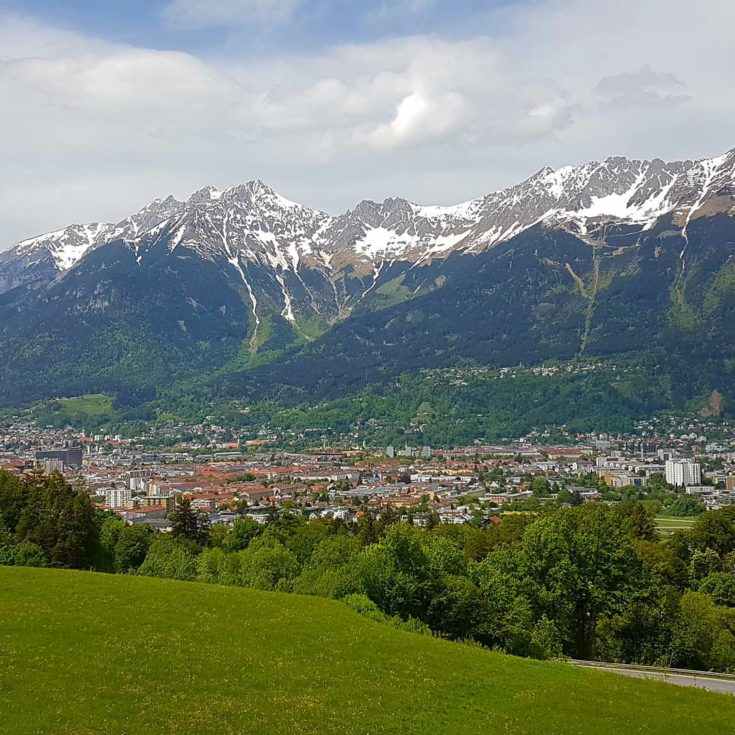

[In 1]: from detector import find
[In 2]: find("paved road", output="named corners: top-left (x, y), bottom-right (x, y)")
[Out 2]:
top-left (571, 662), bottom-right (735, 695)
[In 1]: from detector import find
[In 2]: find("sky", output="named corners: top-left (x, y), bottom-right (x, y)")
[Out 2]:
top-left (1, 0), bottom-right (735, 246)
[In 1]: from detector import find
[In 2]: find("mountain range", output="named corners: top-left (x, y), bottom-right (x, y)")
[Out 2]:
top-left (1, 146), bottom-right (735, 435)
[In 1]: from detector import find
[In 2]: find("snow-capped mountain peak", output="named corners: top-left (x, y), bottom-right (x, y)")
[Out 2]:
top-left (3, 147), bottom-right (735, 297)
top-left (12, 222), bottom-right (111, 270)
top-left (187, 186), bottom-right (221, 205)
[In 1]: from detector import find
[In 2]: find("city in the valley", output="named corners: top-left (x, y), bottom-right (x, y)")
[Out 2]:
top-left (4, 416), bottom-right (734, 531)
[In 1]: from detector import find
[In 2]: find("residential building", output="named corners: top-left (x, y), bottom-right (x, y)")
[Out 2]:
top-left (104, 486), bottom-right (132, 508)
top-left (665, 459), bottom-right (702, 487)
top-left (36, 458), bottom-right (64, 473)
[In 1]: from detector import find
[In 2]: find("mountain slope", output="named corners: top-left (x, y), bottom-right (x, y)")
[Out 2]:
top-left (0, 146), bottom-right (734, 413)
top-left (219, 211), bottom-right (735, 407)
top-left (2, 566), bottom-right (733, 735)
top-left (0, 195), bottom-right (186, 292)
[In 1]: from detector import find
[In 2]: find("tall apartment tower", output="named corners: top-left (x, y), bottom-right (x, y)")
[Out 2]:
top-left (665, 459), bottom-right (702, 487)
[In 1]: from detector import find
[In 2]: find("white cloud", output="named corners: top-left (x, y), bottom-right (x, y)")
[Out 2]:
top-left (2, 0), bottom-right (735, 245)
top-left (368, 91), bottom-right (467, 149)
top-left (594, 65), bottom-right (689, 108)
top-left (521, 99), bottom-right (573, 139)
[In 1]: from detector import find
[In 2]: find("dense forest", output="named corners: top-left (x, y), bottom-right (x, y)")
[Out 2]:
top-left (2, 470), bottom-right (734, 670)
top-left (23, 350), bottom-right (735, 445)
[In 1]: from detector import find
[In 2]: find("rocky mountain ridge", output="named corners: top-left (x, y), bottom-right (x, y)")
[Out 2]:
top-left (1, 145), bottom-right (735, 411)
top-left (3, 147), bottom-right (734, 297)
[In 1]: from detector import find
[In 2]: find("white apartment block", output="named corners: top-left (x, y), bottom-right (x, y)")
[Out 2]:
top-left (104, 486), bottom-right (132, 508)
top-left (665, 460), bottom-right (702, 487)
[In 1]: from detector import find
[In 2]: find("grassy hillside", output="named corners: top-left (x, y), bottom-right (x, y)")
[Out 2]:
top-left (1, 567), bottom-right (734, 735)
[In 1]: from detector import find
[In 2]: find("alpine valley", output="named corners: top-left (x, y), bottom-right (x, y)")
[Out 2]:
top-left (2, 147), bottom-right (735, 442)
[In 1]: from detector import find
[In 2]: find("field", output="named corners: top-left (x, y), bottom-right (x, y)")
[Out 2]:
top-left (2, 567), bottom-right (735, 735)
top-left (655, 515), bottom-right (697, 534)
top-left (28, 393), bottom-right (117, 428)
top-left (57, 393), bottom-right (115, 418)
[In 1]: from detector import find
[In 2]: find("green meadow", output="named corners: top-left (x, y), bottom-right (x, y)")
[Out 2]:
top-left (655, 515), bottom-right (698, 534)
top-left (1, 567), bottom-right (734, 735)
top-left (29, 393), bottom-right (117, 428)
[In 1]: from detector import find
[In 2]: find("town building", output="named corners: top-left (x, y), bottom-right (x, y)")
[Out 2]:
top-left (104, 486), bottom-right (132, 508)
top-left (665, 459), bottom-right (702, 487)
top-left (35, 447), bottom-right (83, 469)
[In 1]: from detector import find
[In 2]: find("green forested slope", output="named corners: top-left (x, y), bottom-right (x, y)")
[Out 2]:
top-left (3, 214), bottom-right (735, 439)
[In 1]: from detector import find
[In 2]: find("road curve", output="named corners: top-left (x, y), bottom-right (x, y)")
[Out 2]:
top-left (570, 660), bottom-right (735, 695)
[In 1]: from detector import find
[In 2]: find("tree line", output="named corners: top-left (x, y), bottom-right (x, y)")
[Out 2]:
top-left (1, 470), bottom-right (734, 670)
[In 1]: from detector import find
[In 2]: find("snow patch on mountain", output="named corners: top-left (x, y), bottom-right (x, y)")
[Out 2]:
top-left (354, 226), bottom-right (417, 258)
top-left (3, 147), bottom-right (735, 299)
